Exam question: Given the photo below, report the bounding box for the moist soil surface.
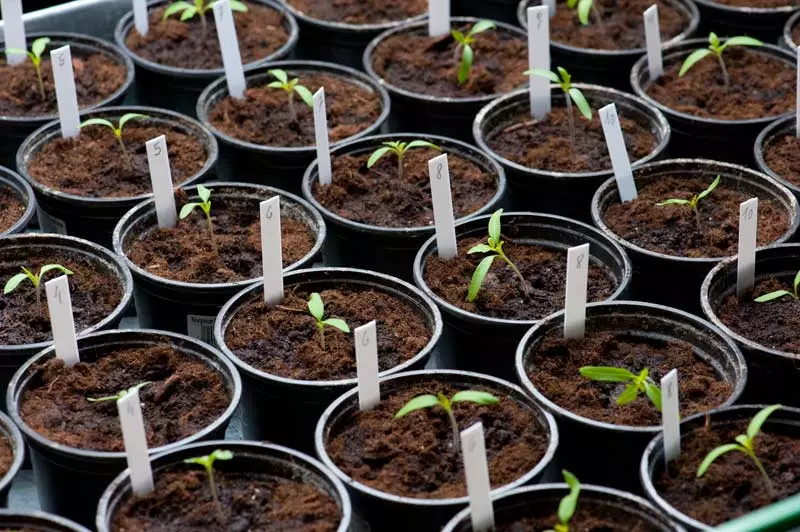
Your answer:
[225,286,431,380]
[20,345,229,452]
[790,23,800,47]
[288,0,427,23]
[0,50,126,117]
[486,106,656,173]
[371,24,527,98]
[209,72,382,147]
[311,147,497,227]
[644,47,795,120]
[763,132,800,189]
[602,176,790,258]
[126,192,316,284]
[494,500,669,531]
[125,3,289,70]
[424,237,617,320]
[655,419,800,525]
[27,122,207,198]
[0,186,25,234]
[0,247,122,346]
[526,331,732,426]
[326,380,548,498]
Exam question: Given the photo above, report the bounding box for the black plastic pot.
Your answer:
[302,133,507,282]
[591,159,800,315]
[0,166,36,237]
[454,0,520,23]
[6,329,242,527]
[630,40,796,165]
[114,0,298,117]
[314,369,559,532]
[692,0,798,42]
[517,0,699,91]
[473,85,670,222]
[754,116,800,203]
[0,511,90,532]
[113,182,325,342]
[515,300,747,492]
[16,106,218,247]
[641,404,800,531]
[0,32,134,169]
[214,266,442,453]
[0,411,24,508]
[413,211,632,380]
[783,10,800,49]
[362,17,527,142]
[0,233,133,410]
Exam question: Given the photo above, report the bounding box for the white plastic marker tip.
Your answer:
[45,275,80,367]
[355,320,380,411]
[644,5,663,80]
[260,196,284,306]
[146,135,177,229]
[542,0,556,16]
[2,0,27,65]
[428,153,457,260]
[117,388,155,495]
[737,198,758,297]
[428,0,450,37]
[133,0,149,35]
[564,243,590,340]
[313,88,332,185]
[212,0,246,100]
[461,423,494,532]
[661,369,680,463]
[527,6,551,120]
[599,103,637,202]
[50,46,80,138]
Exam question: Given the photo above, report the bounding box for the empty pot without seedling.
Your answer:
[0,166,36,237]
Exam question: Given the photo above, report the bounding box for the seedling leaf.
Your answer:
[558,470,581,524]
[197,184,211,203]
[322,318,350,333]
[3,273,29,294]
[616,384,640,406]
[268,68,288,84]
[395,394,440,417]
[367,147,392,168]
[577,0,591,25]
[794,270,800,293]
[451,390,499,405]
[696,175,721,201]
[754,290,794,303]
[470,19,496,35]
[163,1,192,19]
[721,36,763,49]
[578,366,636,382]
[458,45,474,85]
[179,202,200,219]
[643,381,662,411]
[31,37,50,58]
[748,404,781,440]
[656,199,692,206]
[525,68,560,83]
[468,255,496,302]
[467,244,494,254]
[119,113,149,130]
[568,87,592,120]
[697,443,741,477]
[308,292,324,320]
[488,209,502,246]
[294,85,314,108]
[679,49,712,77]
[80,118,115,130]
[405,140,441,150]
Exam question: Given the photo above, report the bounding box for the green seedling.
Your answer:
[162,0,247,34]
[6,37,51,100]
[451,20,496,85]
[3,264,73,311]
[267,69,314,122]
[395,390,499,452]
[79,113,149,166]
[566,0,605,30]
[579,366,663,411]
[87,381,151,403]
[307,292,350,350]
[545,470,581,532]
[366,140,442,180]
[524,67,592,146]
[180,185,215,242]
[754,270,800,303]
[184,449,234,517]
[656,175,720,231]
[679,33,762,87]
[467,209,529,302]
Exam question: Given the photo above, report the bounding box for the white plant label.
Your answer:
[145,135,177,229]
[117,389,154,496]
[737,198,758,297]
[50,46,80,139]
[461,423,494,532]
[796,46,800,137]
[133,0,149,36]
[644,5,663,80]
[212,0,245,100]
[260,196,284,306]
[428,153,457,260]
[599,103,637,202]
[661,369,680,463]
[542,0,556,16]
[313,88,332,185]
[527,5,551,120]
[2,0,26,65]
[564,243,590,340]
[45,275,80,367]
[355,320,380,411]
[428,0,450,37]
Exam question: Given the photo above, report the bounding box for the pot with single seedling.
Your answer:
[314,369,559,531]
[114,182,325,341]
[7,328,242,527]
[413,210,631,379]
[754,116,800,204]
[214,266,442,452]
[592,159,799,314]
[641,404,800,530]
[0,166,36,237]
[0,511,89,532]
[302,133,506,281]
[115,0,298,117]
[17,106,218,246]
[197,60,390,194]
[783,10,800,49]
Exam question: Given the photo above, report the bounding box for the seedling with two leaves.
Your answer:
[367,140,442,180]
[579,366,663,411]
[567,0,605,31]
[656,175,720,231]
[307,292,350,350]
[6,37,51,100]
[451,20,496,85]
[525,67,592,145]
[754,270,800,303]
[87,381,151,403]
[679,33,762,87]
[79,113,149,167]
[3,264,73,311]
[267,69,314,122]
[545,470,581,532]
[180,185,215,242]
[467,209,529,302]
[163,0,247,34]
[184,449,234,518]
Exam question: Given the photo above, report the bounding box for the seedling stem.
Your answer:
[3,264,74,312]
[306,292,350,349]
[467,209,529,301]
[679,33,762,87]
[6,37,51,100]
[184,449,234,519]
[656,175,720,232]
[79,113,149,168]
[267,69,314,122]
[366,140,442,180]
[524,67,592,145]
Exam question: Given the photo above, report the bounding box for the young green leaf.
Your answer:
[451,390,500,405]
[467,209,529,302]
[656,198,692,206]
[697,443,742,477]
[525,66,593,144]
[306,292,349,349]
[470,19,496,35]
[3,273,29,294]
[366,140,443,179]
[679,49,712,77]
[679,32,762,85]
[198,184,211,203]
[468,255,496,302]
[488,209,502,246]
[580,366,662,411]
[747,404,782,440]
[616,384,640,406]
[3,264,74,312]
[578,366,636,382]
[267,68,314,119]
[451,20,495,85]
[457,45,474,85]
[322,318,350,333]
[558,470,581,525]
[394,394,440,418]
[31,37,50,59]
[568,88,592,120]
[183,448,234,517]
[754,269,800,303]
[308,292,324,320]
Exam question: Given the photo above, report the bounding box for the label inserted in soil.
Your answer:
[2,0,26,65]
[737,198,758,297]
[45,275,80,367]
[118,389,154,495]
[461,422,495,531]
[644,5,663,80]
[527,5,551,120]
[133,0,149,35]
[428,153,457,260]
[428,0,450,37]
[37,209,68,235]
[661,368,680,462]
[146,135,177,229]
[564,243,589,340]
[213,0,246,100]
[355,320,380,410]
[599,103,636,201]
[314,88,332,185]
[260,196,284,305]
[186,314,216,344]
[50,45,80,138]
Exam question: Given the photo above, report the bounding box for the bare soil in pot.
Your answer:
[0,187,25,234]
[493,501,670,531]
[762,133,800,189]
[287,0,427,23]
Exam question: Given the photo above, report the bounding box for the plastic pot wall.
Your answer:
[692,0,798,41]
[0,411,24,508]
[782,11,800,50]
[754,116,800,203]
[0,166,36,237]
[0,511,90,532]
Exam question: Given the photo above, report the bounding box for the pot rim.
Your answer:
[0,166,36,237]
[0,510,90,532]
[783,10,800,48]
[753,115,800,195]
[692,0,799,15]
[0,410,25,501]
[281,0,428,32]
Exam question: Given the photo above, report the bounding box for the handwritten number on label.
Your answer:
[746,207,754,220]
[265,205,273,219]
[536,11,543,28]
[361,330,370,346]
[436,163,443,180]
[576,254,584,269]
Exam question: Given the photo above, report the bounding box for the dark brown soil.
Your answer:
[0,437,12,480]
[371,24,527,98]
[602,176,790,258]
[0,50,127,117]
[225,286,431,380]
[288,0,426,23]
[654,419,800,525]
[548,0,688,50]
[486,106,656,173]
[720,0,797,6]
[209,72,382,147]
[326,380,548,498]
[791,23,800,46]
[424,237,617,320]
[27,122,207,198]
[125,2,289,70]
[0,186,25,234]
[126,193,316,284]
[114,465,341,531]
[0,247,123,346]
[311,147,498,227]
[763,132,800,189]
[526,331,732,426]
[494,500,669,531]
[19,345,230,452]
[644,47,795,120]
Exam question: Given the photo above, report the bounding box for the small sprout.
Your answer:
[366,140,442,180]
[679,33,762,87]
[307,292,350,350]
[163,0,247,34]
[3,264,73,311]
[545,470,581,532]
[180,185,215,242]
[467,209,529,302]
[79,113,149,167]
[656,175,720,231]
[579,366,663,411]
[754,270,800,303]
[451,20,496,85]
[524,67,591,146]
[184,449,234,518]
[267,69,314,122]
[394,390,499,452]
[566,0,605,31]
[6,37,51,100]
[87,381,151,403]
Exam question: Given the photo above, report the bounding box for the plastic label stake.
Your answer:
[461,423,494,532]
[355,320,380,411]
[428,153,458,260]
[2,0,27,65]
[313,88,332,185]
[644,5,663,80]
[527,5,551,120]
[737,198,758,297]
[117,389,155,496]
[44,275,80,367]
[661,369,680,463]
[564,243,590,340]
[428,0,450,37]
[260,196,284,306]
[542,0,556,16]
[145,135,177,229]
[133,0,149,36]
[212,0,246,100]
[50,46,80,138]
[599,103,637,201]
